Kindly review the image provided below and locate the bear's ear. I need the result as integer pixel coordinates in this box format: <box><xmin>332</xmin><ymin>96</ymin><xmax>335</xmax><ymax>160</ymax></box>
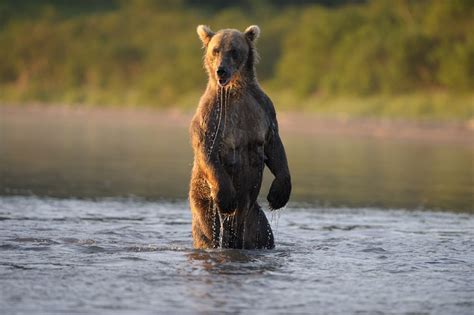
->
<box><xmin>196</xmin><ymin>25</ymin><xmax>215</xmax><ymax>46</ymax></box>
<box><xmin>244</xmin><ymin>25</ymin><xmax>260</xmax><ymax>42</ymax></box>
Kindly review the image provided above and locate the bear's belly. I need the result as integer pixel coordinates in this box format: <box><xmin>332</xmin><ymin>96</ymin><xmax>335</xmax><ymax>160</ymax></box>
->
<box><xmin>218</xmin><ymin>98</ymin><xmax>268</xmax><ymax>208</ymax></box>
<box><xmin>220</xmin><ymin>140</ymin><xmax>265</xmax><ymax>209</ymax></box>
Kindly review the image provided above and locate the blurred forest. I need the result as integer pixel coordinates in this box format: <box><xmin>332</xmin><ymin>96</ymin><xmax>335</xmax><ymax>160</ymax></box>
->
<box><xmin>0</xmin><ymin>0</ymin><xmax>472</xmax><ymax>120</ymax></box>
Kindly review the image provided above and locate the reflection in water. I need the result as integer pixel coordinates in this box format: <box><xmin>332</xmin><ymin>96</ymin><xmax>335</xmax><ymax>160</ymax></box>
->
<box><xmin>187</xmin><ymin>248</ymin><xmax>286</xmax><ymax>275</ymax></box>
<box><xmin>0</xmin><ymin>107</ymin><xmax>472</xmax><ymax>212</ymax></box>
<box><xmin>185</xmin><ymin>248</ymin><xmax>289</xmax><ymax>313</ymax></box>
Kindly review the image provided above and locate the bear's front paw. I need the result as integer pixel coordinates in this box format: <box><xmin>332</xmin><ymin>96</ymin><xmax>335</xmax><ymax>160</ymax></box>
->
<box><xmin>215</xmin><ymin>184</ymin><xmax>236</xmax><ymax>214</ymax></box>
<box><xmin>267</xmin><ymin>175</ymin><xmax>291</xmax><ymax>210</ymax></box>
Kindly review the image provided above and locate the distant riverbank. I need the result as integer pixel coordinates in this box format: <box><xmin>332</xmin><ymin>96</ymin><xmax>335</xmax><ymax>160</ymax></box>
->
<box><xmin>2</xmin><ymin>104</ymin><xmax>472</xmax><ymax>145</ymax></box>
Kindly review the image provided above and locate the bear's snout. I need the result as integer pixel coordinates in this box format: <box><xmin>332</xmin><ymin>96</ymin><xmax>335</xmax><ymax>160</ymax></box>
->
<box><xmin>216</xmin><ymin>67</ymin><xmax>227</xmax><ymax>78</ymax></box>
<box><xmin>216</xmin><ymin>66</ymin><xmax>231</xmax><ymax>86</ymax></box>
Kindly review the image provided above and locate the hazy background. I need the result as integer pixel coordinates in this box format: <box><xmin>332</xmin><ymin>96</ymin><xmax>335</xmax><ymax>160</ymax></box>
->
<box><xmin>0</xmin><ymin>0</ymin><xmax>472</xmax><ymax>120</ymax></box>
<box><xmin>0</xmin><ymin>0</ymin><xmax>473</xmax><ymax>212</ymax></box>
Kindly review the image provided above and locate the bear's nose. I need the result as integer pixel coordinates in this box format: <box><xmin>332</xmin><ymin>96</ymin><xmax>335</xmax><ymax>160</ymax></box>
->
<box><xmin>216</xmin><ymin>67</ymin><xmax>227</xmax><ymax>78</ymax></box>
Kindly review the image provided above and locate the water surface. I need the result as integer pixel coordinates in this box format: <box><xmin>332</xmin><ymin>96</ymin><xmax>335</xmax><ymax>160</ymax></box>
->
<box><xmin>0</xmin><ymin>107</ymin><xmax>472</xmax><ymax>211</ymax></box>
<box><xmin>0</xmin><ymin>196</ymin><xmax>473</xmax><ymax>314</ymax></box>
<box><xmin>0</xmin><ymin>107</ymin><xmax>473</xmax><ymax>314</ymax></box>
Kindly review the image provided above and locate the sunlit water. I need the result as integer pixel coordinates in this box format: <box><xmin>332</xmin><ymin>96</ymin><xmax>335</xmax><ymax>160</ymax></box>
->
<box><xmin>0</xmin><ymin>108</ymin><xmax>473</xmax><ymax>313</ymax></box>
<box><xmin>1</xmin><ymin>107</ymin><xmax>472</xmax><ymax>211</ymax></box>
<box><xmin>0</xmin><ymin>196</ymin><xmax>473</xmax><ymax>314</ymax></box>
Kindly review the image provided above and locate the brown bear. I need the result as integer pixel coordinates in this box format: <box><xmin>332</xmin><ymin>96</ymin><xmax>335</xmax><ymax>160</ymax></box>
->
<box><xmin>189</xmin><ymin>25</ymin><xmax>291</xmax><ymax>249</ymax></box>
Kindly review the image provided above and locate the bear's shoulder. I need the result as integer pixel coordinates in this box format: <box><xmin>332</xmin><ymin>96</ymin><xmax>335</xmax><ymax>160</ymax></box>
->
<box><xmin>250</xmin><ymin>86</ymin><xmax>276</xmax><ymax>122</ymax></box>
<box><xmin>190</xmin><ymin>92</ymin><xmax>215</xmax><ymax>129</ymax></box>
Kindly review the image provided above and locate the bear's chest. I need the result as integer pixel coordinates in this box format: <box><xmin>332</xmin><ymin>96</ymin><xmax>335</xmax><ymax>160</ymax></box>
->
<box><xmin>220</xmin><ymin>98</ymin><xmax>268</xmax><ymax>150</ymax></box>
<box><xmin>217</xmin><ymin>97</ymin><xmax>268</xmax><ymax>169</ymax></box>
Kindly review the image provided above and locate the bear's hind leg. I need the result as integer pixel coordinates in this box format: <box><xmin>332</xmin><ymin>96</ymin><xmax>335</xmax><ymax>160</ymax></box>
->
<box><xmin>256</xmin><ymin>206</ymin><xmax>275</xmax><ymax>249</ymax></box>
<box><xmin>242</xmin><ymin>203</ymin><xmax>274</xmax><ymax>249</ymax></box>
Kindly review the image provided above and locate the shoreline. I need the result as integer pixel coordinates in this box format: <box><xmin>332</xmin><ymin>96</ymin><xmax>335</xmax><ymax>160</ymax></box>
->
<box><xmin>1</xmin><ymin>104</ymin><xmax>472</xmax><ymax>145</ymax></box>
<box><xmin>278</xmin><ymin>113</ymin><xmax>473</xmax><ymax>145</ymax></box>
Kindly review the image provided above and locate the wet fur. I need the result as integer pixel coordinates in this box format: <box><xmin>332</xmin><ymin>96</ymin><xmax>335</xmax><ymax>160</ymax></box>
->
<box><xmin>190</xmin><ymin>25</ymin><xmax>291</xmax><ymax>249</ymax></box>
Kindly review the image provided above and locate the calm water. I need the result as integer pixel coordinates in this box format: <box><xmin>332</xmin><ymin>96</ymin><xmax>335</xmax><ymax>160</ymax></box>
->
<box><xmin>0</xmin><ymin>107</ymin><xmax>472</xmax><ymax>211</ymax></box>
<box><xmin>0</xmin><ymin>108</ymin><xmax>473</xmax><ymax>314</ymax></box>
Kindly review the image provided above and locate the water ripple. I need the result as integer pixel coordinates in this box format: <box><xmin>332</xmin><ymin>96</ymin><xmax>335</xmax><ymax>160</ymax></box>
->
<box><xmin>0</xmin><ymin>196</ymin><xmax>472</xmax><ymax>314</ymax></box>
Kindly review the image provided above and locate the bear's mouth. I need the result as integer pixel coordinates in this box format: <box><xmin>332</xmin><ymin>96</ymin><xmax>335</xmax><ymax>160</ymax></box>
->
<box><xmin>218</xmin><ymin>78</ymin><xmax>230</xmax><ymax>87</ymax></box>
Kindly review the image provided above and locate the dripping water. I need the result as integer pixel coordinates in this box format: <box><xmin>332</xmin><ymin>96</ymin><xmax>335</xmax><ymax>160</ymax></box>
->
<box><xmin>241</xmin><ymin>218</ymin><xmax>246</xmax><ymax>249</ymax></box>
<box><xmin>210</xmin><ymin>85</ymin><xmax>233</xmax><ymax>248</ymax></box>
<box><xmin>231</xmin><ymin>212</ymin><xmax>236</xmax><ymax>247</ymax></box>
<box><xmin>271</xmin><ymin>208</ymin><xmax>282</xmax><ymax>243</ymax></box>
<box><xmin>218</xmin><ymin>211</ymin><xmax>236</xmax><ymax>249</ymax></box>
<box><xmin>207</xmin><ymin>86</ymin><xmax>226</xmax><ymax>160</ymax></box>
<box><xmin>212</xmin><ymin>202</ymin><xmax>218</xmax><ymax>247</ymax></box>
<box><xmin>218</xmin><ymin>211</ymin><xmax>225</xmax><ymax>248</ymax></box>
<box><xmin>256</xmin><ymin>211</ymin><xmax>261</xmax><ymax>245</ymax></box>
<box><xmin>275</xmin><ymin>208</ymin><xmax>281</xmax><ymax>240</ymax></box>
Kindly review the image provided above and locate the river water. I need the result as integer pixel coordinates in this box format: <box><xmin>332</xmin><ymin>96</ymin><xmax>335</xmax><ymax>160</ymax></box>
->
<box><xmin>0</xmin><ymin>197</ymin><xmax>473</xmax><ymax>314</ymax></box>
<box><xmin>0</xmin><ymin>107</ymin><xmax>473</xmax><ymax>314</ymax></box>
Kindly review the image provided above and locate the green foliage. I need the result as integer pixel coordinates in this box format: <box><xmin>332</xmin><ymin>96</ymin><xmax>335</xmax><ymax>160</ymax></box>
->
<box><xmin>0</xmin><ymin>0</ymin><xmax>472</xmax><ymax>120</ymax></box>
<box><xmin>275</xmin><ymin>0</ymin><xmax>474</xmax><ymax>97</ymax></box>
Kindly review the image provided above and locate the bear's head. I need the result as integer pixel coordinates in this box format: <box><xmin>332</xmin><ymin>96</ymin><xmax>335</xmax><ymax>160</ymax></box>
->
<box><xmin>197</xmin><ymin>25</ymin><xmax>260</xmax><ymax>88</ymax></box>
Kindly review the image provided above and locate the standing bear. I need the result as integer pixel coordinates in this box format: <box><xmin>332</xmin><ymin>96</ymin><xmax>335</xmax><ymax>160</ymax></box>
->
<box><xmin>189</xmin><ymin>25</ymin><xmax>291</xmax><ymax>249</ymax></box>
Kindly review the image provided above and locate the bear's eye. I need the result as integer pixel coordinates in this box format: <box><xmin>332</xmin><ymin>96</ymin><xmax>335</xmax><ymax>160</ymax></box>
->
<box><xmin>230</xmin><ymin>49</ymin><xmax>238</xmax><ymax>60</ymax></box>
<box><xmin>212</xmin><ymin>48</ymin><xmax>219</xmax><ymax>56</ymax></box>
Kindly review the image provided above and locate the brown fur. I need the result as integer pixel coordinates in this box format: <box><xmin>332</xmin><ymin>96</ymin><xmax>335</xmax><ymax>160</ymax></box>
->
<box><xmin>189</xmin><ymin>25</ymin><xmax>291</xmax><ymax>249</ymax></box>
